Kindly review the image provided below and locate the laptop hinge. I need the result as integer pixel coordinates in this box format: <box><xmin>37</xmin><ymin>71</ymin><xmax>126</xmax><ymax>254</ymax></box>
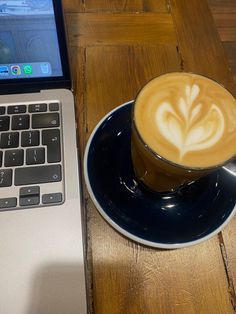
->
<box><xmin>0</xmin><ymin>80</ymin><xmax>71</xmax><ymax>96</ymax></box>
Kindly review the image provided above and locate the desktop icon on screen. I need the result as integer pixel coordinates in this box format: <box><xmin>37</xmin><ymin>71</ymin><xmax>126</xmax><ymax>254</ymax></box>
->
<box><xmin>40</xmin><ymin>63</ymin><xmax>50</xmax><ymax>74</ymax></box>
<box><xmin>11</xmin><ymin>65</ymin><xmax>21</xmax><ymax>75</ymax></box>
<box><xmin>0</xmin><ymin>66</ymin><xmax>9</xmax><ymax>76</ymax></box>
<box><xmin>23</xmin><ymin>64</ymin><xmax>33</xmax><ymax>75</ymax></box>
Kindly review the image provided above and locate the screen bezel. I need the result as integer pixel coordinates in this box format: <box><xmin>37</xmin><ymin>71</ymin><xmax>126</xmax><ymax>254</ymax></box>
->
<box><xmin>0</xmin><ymin>0</ymin><xmax>71</xmax><ymax>95</ymax></box>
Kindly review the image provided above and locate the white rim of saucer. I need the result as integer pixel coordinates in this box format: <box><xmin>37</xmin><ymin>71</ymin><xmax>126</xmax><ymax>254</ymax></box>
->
<box><xmin>83</xmin><ymin>101</ymin><xmax>236</xmax><ymax>249</ymax></box>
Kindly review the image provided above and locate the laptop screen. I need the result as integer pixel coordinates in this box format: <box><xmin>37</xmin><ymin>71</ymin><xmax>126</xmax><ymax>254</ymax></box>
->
<box><xmin>0</xmin><ymin>0</ymin><xmax>70</xmax><ymax>94</ymax></box>
<box><xmin>0</xmin><ymin>0</ymin><xmax>63</xmax><ymax>80</ymax></box>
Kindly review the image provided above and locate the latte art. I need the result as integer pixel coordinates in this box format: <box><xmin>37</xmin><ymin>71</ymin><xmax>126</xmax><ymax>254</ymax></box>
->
<box><xmin>134</xmin><ymin>73</ymin><xmax>236</xmax><ymax>168</ymax></box>
<box><xmin>156</xmin><ymin>84</ymin><xmax>225</xmax><ymax>160</ymax></box>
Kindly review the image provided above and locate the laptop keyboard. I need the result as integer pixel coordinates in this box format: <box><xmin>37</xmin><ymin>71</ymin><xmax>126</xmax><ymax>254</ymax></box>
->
<box><xmin>0</xmin><ymin>101</ymin><xmax>64</xmax><ymax>210</ymax></box>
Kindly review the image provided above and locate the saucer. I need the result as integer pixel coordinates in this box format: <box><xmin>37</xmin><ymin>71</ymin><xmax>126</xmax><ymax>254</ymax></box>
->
<box><xmin>84</xmin><ymin>101</ymin><xmax>236</xmax><ymax>249</ymax></box>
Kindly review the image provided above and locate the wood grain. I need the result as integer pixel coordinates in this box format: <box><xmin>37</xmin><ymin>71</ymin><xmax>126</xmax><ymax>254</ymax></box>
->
<box><xmin>170</xmin><ymin>0</ymin><xmax>236</xmax><ymax>97</ymax></box>
<box><xmin>83</xmin><ymin>45</ymin><xmax>233</xmax><ymax>313</ymax></box>
<box><xmin>62</xmin><ymin>0</ymin><xmax>168</xmax><ymax>13</ymax></box>
<box><xmin>214</xmin><ymin>13</ymin><xmax>236</xmax><ymax>28</ymax></box>
<box><xmin>89</xmin><ymin>231</ymin><xmax>233</xmax><ymax>314</ymax></box>
<box><xmin>85</xmin><ymin>45</ymin><xmax>180</xmax><ymax>132</ymax></box>
<box><xmin>142</xmin><ymin>0</ymin><xmax>169</xmax><ymax>12</ymax></box>
<box><xmin>62</xmin><ymin>0</ymin><xmax>84</xmax><ymax>13</ymax></box>
<box><xmin>213</xmin><ymin>13</ymin><xmax>236</xmax><ymax>42</ymax></box>
<box><xmin>208</xmin><ymin>0</ymin><xmax>236</xmax><ymax>13</ymax></box>
<box><xmin>67</xmin><ymin>13</ymin><xmax>176</xmax><ymax>47</ymax></box>
<box><xmin>218</xmin><ymin>29</ymin><xmax>236</xmax><ymax>43</ymax></box>
<box><xmin>171</xmin><ymin>0</ymin><xmax>236</xmax><ymax>310</ymax></box>
<box><xmin>223</xmin><ymin>42</ymin><xmax>236</xmax><ymax>82</ymax></box>
<box><xmin>219</xmin><ymin>216</ymin><xmax>236</xmax><ymax>308</ymax></box>
<box><xmin>69</xmin><ymin>47</ymin><xmax>86</xmax><ymax>152</ymax></box>
<box><xmin>69</xmin><ymin>46</ymin><xmax>95</xmax><ymax>313</ymax></box>
<box><xmin>83</xmin><ymin>0</ymin><xmax>168</xmax><ymax>12</ymax></box>
<box><xmin>61</xmin><ymin>0</ymin><xmax>236</xmax><ymax>313</ymax></box>
<box><xmin>208</xmin><ymin>2</ymin><xmax>236</xmax><ymax>80</ymax></box>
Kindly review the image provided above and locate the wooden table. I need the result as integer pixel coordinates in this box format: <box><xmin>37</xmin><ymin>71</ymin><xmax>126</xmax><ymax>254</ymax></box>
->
<box><xmin>62</xmin><ymin>1</ymin><xmax>236</xmax><ymax>313</ymax></box>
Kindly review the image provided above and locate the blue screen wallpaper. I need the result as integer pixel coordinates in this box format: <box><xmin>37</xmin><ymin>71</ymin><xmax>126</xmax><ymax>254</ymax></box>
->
<box><xmin>0</xmin><ymin>0</ymin><xmax>63</xmax><ymax>79</ymax></box>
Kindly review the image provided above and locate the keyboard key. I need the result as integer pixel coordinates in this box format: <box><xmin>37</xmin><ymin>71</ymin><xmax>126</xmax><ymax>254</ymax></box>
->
<box><xmin>12</xmin><ymin>114</ymin><xmax>30</xmax><ymax>130</ymax></box>
<box><xmin>29</xmin><ymin>103</ymin><xmax>47</xmax><ymax>113</ymax></box>
<box><xmin>32</xmin><ymin>113</ymin><xmax>60</xmax><ymax>129</ymax></box>
<box><xmin>0</xmin><ymin>169</ymin><xmax>12</xmax><ymax>187</ymax></box>
<box><xmin>20</xmin><ymin>186</ymin><xmax>40</xmax><ymax>197</ymax></box>
<box><xmin>42</xmin><ymin>129</ymin><xmax>61</xmax><ymax>163</ymax></box>
<box><xmin>21</xmin><ymin>130</ymin><xmax>39</xmax><ymax>147</ymax></box>
<box><xmin>5</xmin><ymin>149</ymin><xmax>24</xmax><ymax>167</ymax></box>
<box><xmin>0</xmin><ymin>132</ymin><xmax>19</xmax><ymax>148</ymax></box>
<box><xmin>0</xmin><ymin>198</ymin><xmax>17</xmax><ymax>209</ymax></box>
<box><xmin>0</xmin><ymin>116</ymin><xmax>10</xmax><ymax>131</ymax></box>
<box><xmin>8</xmin><ymin>105</ymin><xmax>26</xmax><ymax>114</ymax></box>
<box><xmin>26</xmin><ymin>148</ymin><xmax>45</xmax><ymax>165</ymax></box>
<box><xmin>42</xmin><ymin>193</ymin><xmax>62</xmax><ymax>204</ymax></box>
<box><xmin>20</xmin><ymin>196</ymin><xmax>39</xmax><ymax>206</ymax></box>
<box><xmin>0</xmin><ymin>151</ymin><xmax>2</xmax><ymax>167</ymax></box>
<box><xmin>15</xmin><ymin>164</ymin><xmax>61</xmax><ymax>185</ymax></box>
<box><xmin>0</xmin><ymin>106</ymin><xmax>5</xmax><ymax>115</ymax></box>
<box><xmin>49</xmin><ymin>103</ymin><xmax>59</xmax><ymax>111</ymax></box>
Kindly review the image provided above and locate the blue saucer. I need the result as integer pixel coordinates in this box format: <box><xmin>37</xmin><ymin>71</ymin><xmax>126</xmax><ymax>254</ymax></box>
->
<box><xmin>84</xmin><ymin>101</ymin><xmax>236</xmax><ymax>249</ymax></box>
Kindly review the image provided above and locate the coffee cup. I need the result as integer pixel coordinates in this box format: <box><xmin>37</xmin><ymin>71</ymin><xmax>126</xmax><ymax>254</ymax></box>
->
<box><xmin>131</xmin><ymin>72</ymin><xmax>236</xmax><ymax>192</ymax></box>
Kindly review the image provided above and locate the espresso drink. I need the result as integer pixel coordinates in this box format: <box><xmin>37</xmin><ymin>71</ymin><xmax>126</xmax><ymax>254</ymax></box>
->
<box><xmin>131</xmin><ymin>72</ymin><xmax>236</xmax><ymax>192</ymax></box>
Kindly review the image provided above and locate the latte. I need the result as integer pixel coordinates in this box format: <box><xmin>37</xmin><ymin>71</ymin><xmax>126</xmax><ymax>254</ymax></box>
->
<box><xmin>134</xmin><ymin>72</ymin><xmax>236</xmax><ymax>168</ymax></box>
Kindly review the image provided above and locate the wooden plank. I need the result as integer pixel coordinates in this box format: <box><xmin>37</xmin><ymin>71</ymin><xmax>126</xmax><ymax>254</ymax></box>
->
<box><xmin>214</xmin><ymin>14</ymin><xmax>236</xmax><ymax>28</ymax></box>
<box><xmin>218</xmin><ymin>29</ymin><xmax>236</xmax><ymax>43</ymax></box>
<box><xmin>170</xmin><ymin>0</ymin><xmax>236</xmax><ymax>97</ymax></box>
<box><xmin>69</xmin><ymin>47</ymin><xmax>86</xmax><ymax>152</ymax></box>
<box><xmin>89</xmin><ymin>231</ymin><xmax>233</xmax><ymax>314</ymax></box>
<box><xmin>68</xmin><ymin>47</ymin><xmax>95</xmax><ymax>314</ymax></box>
<box><xmin>213</xmin><ymin>13</ymin><xmax>236</xmax><ymax>42</ymax></box>
<box><xmin>171</xmin><ymin>0</ymin><xmax>236</xmax><ymax>309</ymax></box>
<box><xmin>143</xmin><ymin>0</ymin><xmax>168</xmax><ymax>12</ymax></box>
<box><xmin>86</xmin><ymin>45</ymin><xmax>180</xmax><ymax>132</ymax></box>
<box><xmin>84</xmin><ymin>45</ymin><xmax>233</xmax><ymax>314</ymax></box>
<box><xmin>84</xmin><ymin>0</ymin><xmax>168</xmax><ymax>12</ymax></box>
<box><xmin>219</xmin><ymin>217</ymin><xmax>236</xmax><ymax>308</ymax></box>
<box><xmin>62</xmin><ymin>0</ymin><xmax>84</xmax><ymax>13</ymax></box>
<box><xmin>67</xmin><ymin>13</ymin><xmax>176</xmax><ymax>47</ymax></box>
<box><xmin>223</xmin><ymin>42</ymin><xmax>236</xmax><ymax>82</ymax></box>
<box><xmin>208</xmin><ymin>0</ymin><xmax>236</xmax><ymax>14</ymax></box>
<box><xmin>84</xmin><ymin>0</ymin><xmax>143</xmax><ymax>12</ymax></box>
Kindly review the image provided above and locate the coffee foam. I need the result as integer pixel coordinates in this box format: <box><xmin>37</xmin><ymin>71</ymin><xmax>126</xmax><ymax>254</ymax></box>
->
<box><xmin>134</xmin><ymin>73</ymin><xmax>236</xmax><ymax>168</ymax></box>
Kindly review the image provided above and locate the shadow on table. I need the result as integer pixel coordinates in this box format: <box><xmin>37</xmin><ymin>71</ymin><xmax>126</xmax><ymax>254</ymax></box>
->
<box><xmin>27</xmin><ymin>263</ymin><xmax>87</xmax><ymax>314</ymax></box>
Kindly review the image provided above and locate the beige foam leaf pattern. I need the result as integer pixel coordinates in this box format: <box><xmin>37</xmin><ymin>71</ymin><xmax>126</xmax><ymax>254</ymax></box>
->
<box><xmin>155</xmin><ymin>85</ymin><xmax>225</xmax><ymax>160</ymax></box>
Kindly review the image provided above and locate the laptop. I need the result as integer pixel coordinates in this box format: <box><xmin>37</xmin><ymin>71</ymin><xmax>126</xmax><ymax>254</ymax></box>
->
<box><xmin>0</xmin><ymin>1</ymin><xmax>87</xmax><ymax>313</ymax></box>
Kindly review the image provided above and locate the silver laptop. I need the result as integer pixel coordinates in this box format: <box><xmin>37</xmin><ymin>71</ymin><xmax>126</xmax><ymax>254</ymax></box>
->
<box><xmin>0</xmin><ymin>1</ymin><xmax>87</xmax><ymax>313</ymax></box>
